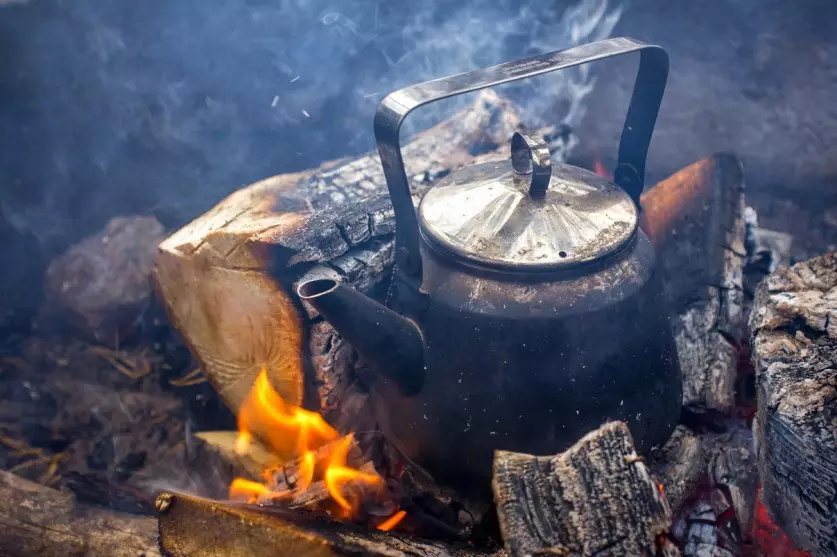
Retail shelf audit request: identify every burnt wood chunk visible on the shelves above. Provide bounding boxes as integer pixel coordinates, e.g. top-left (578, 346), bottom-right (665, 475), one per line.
top-left (749, 251), bottom-right (837, 556)
top-left (641, 153), bottom-right (747, 412)
top-left (153, 91), bottom-right (529, 422)
top-left (0, 470), bottom-right (159, 557)
top-left (156, 491), bottom-right (492, 557)
top-left (649, 425), bottom-right (705, 514)
top-left (492, 421), bottom-right (677, 557)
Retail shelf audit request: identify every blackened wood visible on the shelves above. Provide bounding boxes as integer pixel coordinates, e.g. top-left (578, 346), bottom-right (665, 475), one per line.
top-left (749, 251), bottom-right (837, 557)
top-left (0, 470), bottom-right (160, 557)
top-left (649, 425), bottom-right (705, 514)
top-left (642, 154), bottom-right (747, 412)
top-left (156, 491), bottom-right (495, 557)
top-left (492, 421), bottom-right (676, 557)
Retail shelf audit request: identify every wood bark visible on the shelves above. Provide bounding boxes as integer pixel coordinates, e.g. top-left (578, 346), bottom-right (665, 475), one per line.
top-left (0, 470), bottom-right (159, 557)
top-left (749, 251), bottom-right (837, 557)
top-left (156, 491), bottom-right (496, 557)
top-left (492, 421), bottom-right (678, 557)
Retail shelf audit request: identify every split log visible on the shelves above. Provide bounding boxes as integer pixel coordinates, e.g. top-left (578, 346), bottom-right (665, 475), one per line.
top-left (649, 425), bottom-right (705, 514)
top-left (0, 470), bottom-right (159, 557)
top-left (153, 91), bottom-right (547, 423)
top-left (642, 153), bottom-right (747, 412)
top-left (156, 491), bottom-right (495, 557)
top-left (492, 421), bottom-right (678, 557)
top-left (749, 251), bottom-right (837, 556)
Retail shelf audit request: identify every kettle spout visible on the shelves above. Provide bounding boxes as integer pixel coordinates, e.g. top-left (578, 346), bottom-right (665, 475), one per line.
top-left (296, 278), bottom-right (425, 396)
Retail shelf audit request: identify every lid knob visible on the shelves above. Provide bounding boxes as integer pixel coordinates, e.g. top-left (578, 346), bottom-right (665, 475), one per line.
top-left (511, 132), bottom-right (552, 199)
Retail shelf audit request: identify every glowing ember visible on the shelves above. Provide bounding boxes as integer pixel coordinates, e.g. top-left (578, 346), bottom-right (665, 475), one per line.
top-left (229, 368), bottom-right (404, 528)
top-left (376, 509), bottom-right (408, 532)
top-left (746, 489), bottom-right (810, 557)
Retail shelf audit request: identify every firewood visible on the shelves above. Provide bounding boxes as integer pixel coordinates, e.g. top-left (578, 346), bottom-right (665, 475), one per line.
top-left (643, 154), bottom-right (747, 412)
top-left (492, 421), bottom-right (677, 557)
top-left (0, 470), bottom-right (159, 557)
top-left (156, 491), bottom-right (494, 557)
top-left (701, 427), bottom-right (758, 541)
top-left (649, 425), bottom-right (705, 514)
top-left (153, 91), bottom-right (537, 423)
top-left (749, 251), bottom-right (837, 556)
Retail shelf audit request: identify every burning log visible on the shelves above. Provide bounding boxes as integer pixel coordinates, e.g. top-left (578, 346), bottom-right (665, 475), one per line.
top-left (643, 153), bottom-right (747, 412)
top-left (749, 251), bottom-right (837, 556)
top-left (492, 421), bottom-right (679, 557)
top-left (156, 491), bottom-right (492, 557)
top-left (0, 470), bottom-right (159, 557)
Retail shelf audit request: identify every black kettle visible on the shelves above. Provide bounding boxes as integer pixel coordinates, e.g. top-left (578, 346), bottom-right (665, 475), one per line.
top-left (297, 37), bottom-right (681, 497)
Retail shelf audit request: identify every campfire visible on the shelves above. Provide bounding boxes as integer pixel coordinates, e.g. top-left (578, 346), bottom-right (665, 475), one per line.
top-left (1, 17), bottom-right (835, 557)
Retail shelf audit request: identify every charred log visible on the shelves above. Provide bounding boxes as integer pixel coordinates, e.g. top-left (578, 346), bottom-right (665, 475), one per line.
top-left (0, 470), bottom-right (159, 557)
top-left (492, 421), bottom-right (678, 557)
top-left (649, 425), bottom-right (705, 514)
top-left (749, 251), bottom-right (837, 556)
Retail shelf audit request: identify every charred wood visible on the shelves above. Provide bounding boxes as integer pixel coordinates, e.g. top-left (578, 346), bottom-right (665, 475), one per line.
top-left (492, 421), bottom-right (677, 557)
top-left (649, 425), bottom-right (705, 514)
top-left (749, 251), bottom-right (837, 556)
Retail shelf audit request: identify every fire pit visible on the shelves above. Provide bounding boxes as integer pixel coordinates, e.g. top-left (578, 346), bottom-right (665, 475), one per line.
top-left (0, 12), bottom-right (834, 557)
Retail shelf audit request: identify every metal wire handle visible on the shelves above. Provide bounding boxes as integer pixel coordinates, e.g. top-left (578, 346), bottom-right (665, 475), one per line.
top-left (374, 37), bottom-right (669, 284)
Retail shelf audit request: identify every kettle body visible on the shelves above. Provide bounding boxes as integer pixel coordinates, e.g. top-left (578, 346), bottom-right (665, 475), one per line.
top-left (297, 37), bottom-right (680, 498)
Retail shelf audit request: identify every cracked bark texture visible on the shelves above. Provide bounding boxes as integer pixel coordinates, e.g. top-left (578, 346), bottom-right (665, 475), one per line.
top-left (750, 251), bottom-right (837, 557)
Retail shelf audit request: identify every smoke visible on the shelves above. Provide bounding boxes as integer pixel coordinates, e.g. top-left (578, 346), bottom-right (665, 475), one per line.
top-left (0, 0), bottom-right (620, 255)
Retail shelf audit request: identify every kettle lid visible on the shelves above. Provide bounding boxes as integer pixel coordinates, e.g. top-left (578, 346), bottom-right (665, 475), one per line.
top-left (417, 132), bottom-right (638, 271)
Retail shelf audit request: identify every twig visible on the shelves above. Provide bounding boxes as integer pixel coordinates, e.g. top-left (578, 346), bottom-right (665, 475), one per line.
top-left (88, 346), bottom-right (153, 380)
top-left (168, 367), bottom-right (207, 387)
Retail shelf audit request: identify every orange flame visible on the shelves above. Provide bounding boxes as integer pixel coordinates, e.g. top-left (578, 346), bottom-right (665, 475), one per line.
top-left (229, 368), bottom-right (405, 529)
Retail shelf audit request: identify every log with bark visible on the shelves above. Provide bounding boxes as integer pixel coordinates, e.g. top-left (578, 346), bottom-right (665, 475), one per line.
top-left (0, 470), bottom-right (159, 557)
top-left (749, 251), bottom-right (837, 557)
top-left (154, 91), bottom-right (749, 432)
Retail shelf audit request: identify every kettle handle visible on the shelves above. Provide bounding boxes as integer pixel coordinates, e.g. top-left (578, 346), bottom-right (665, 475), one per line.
top-left (374, 37), bottom-right (668, 283)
